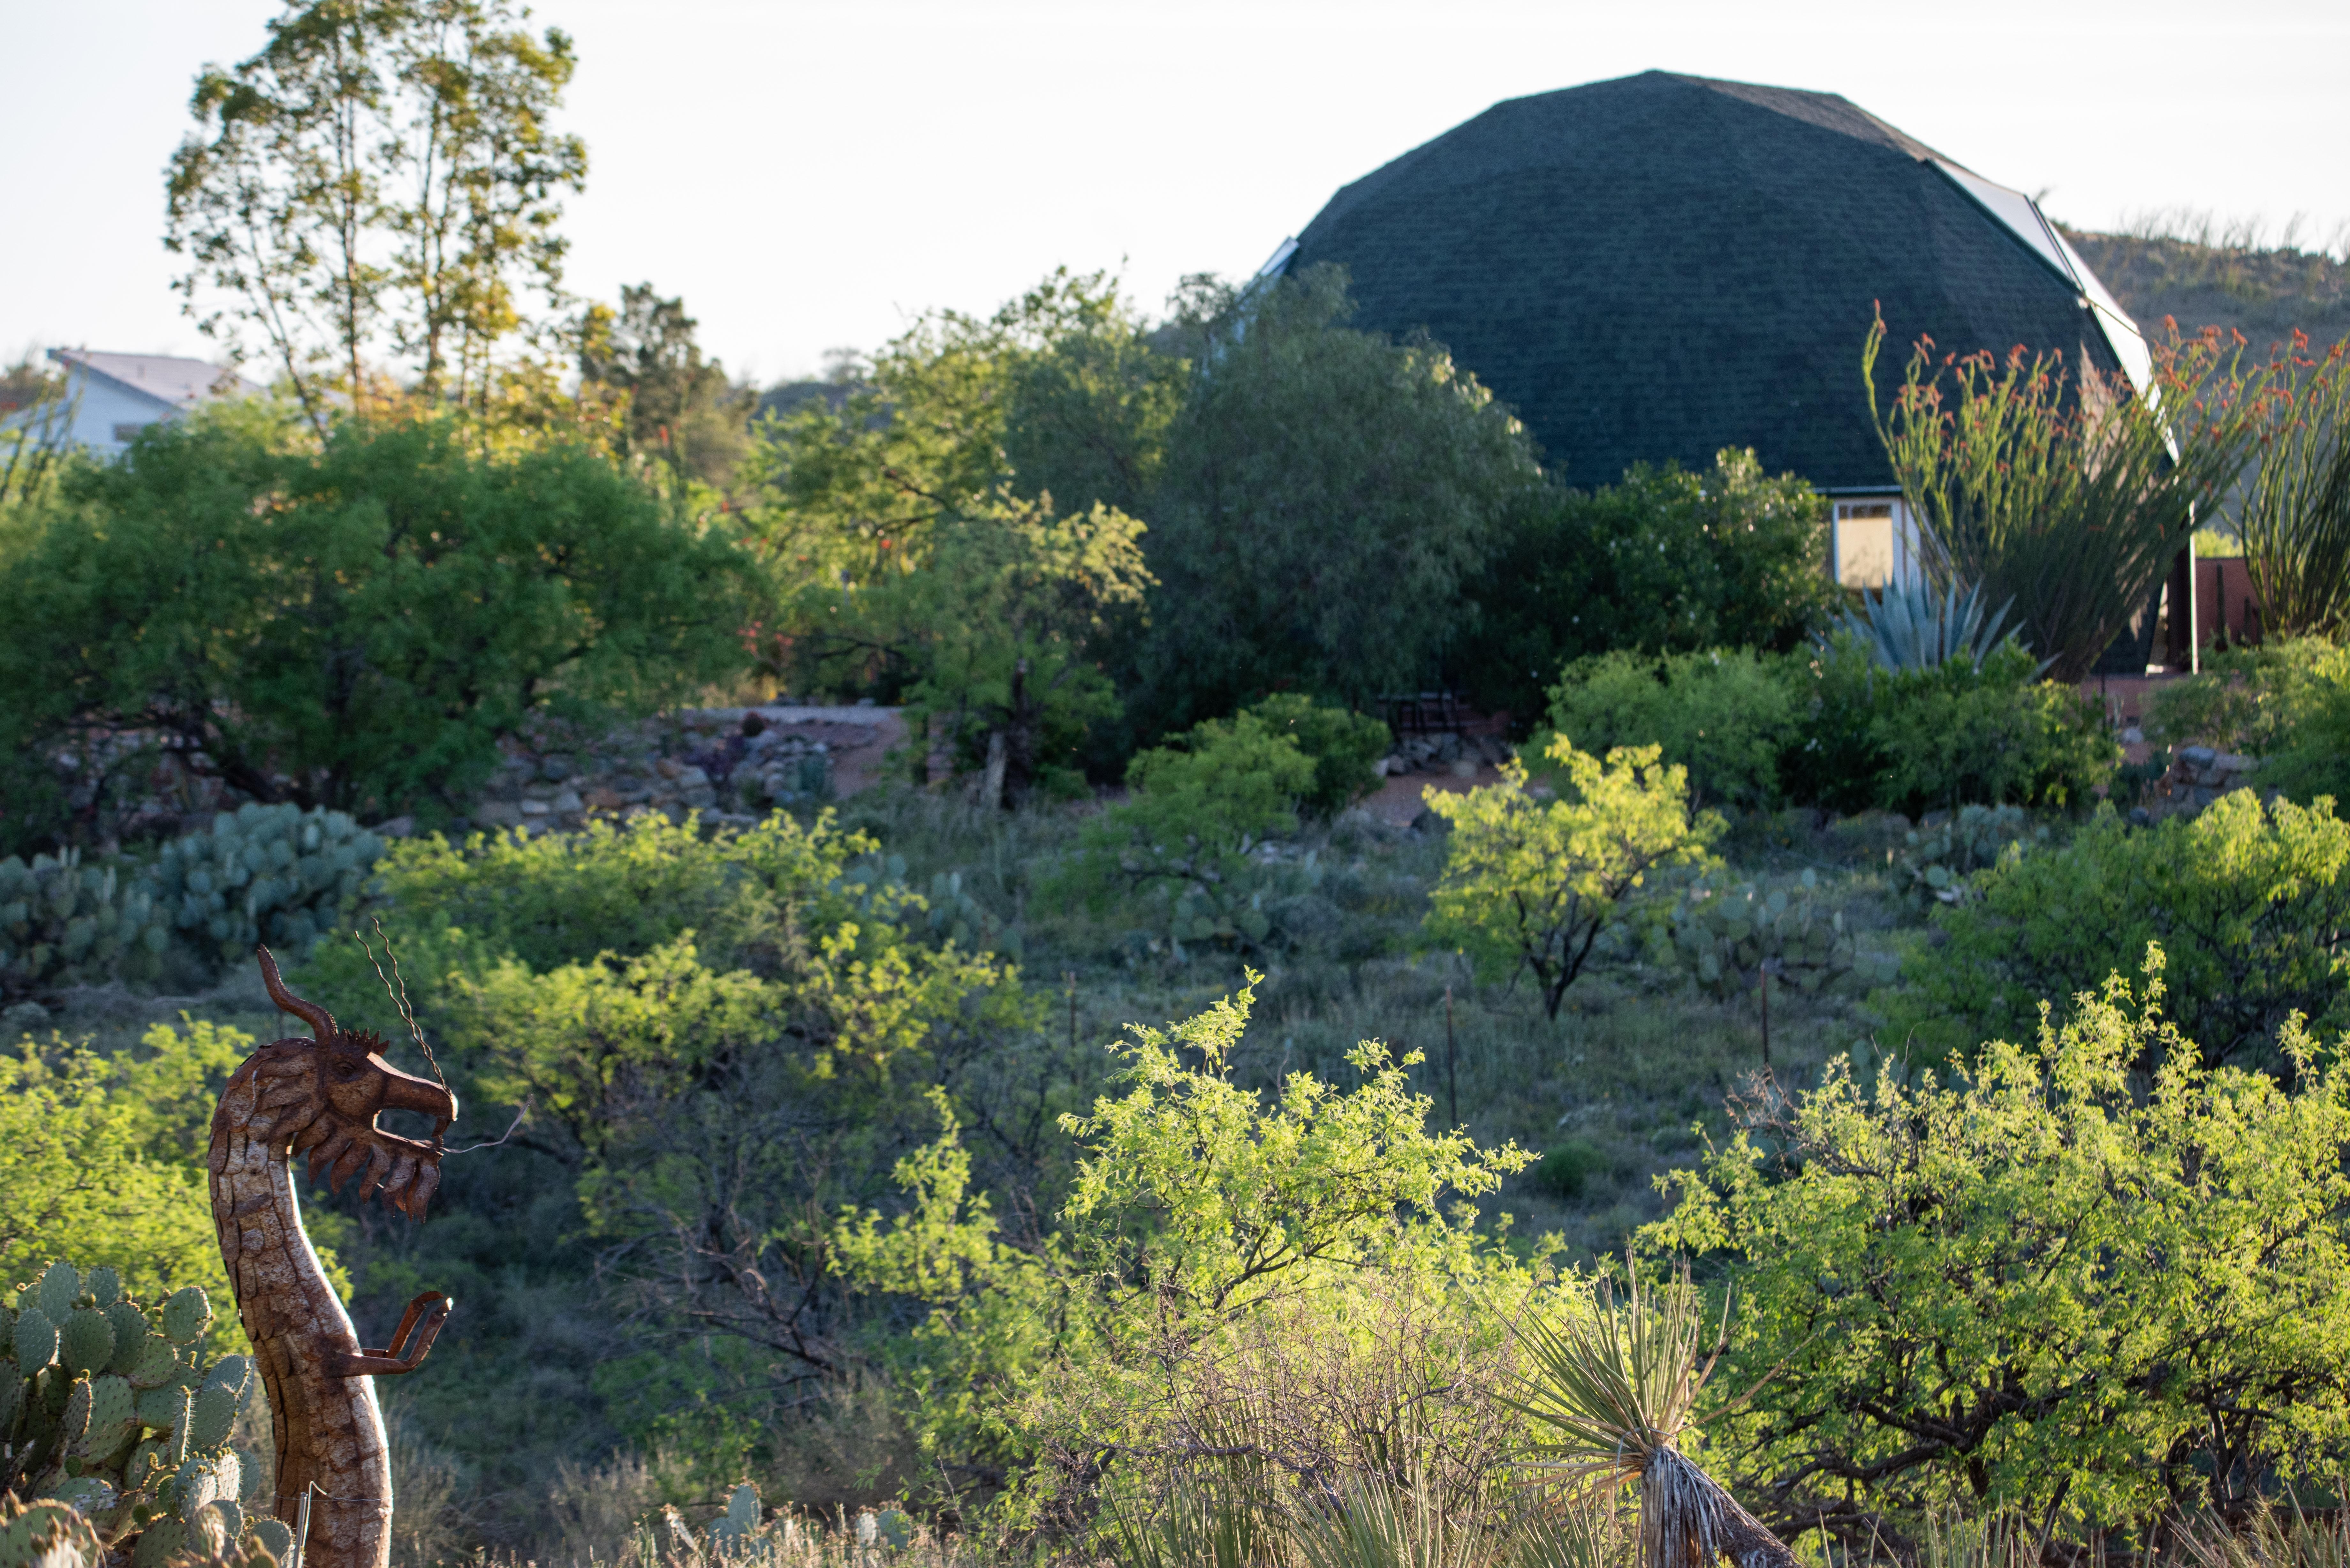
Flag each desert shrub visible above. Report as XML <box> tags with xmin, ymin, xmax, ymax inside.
<box><xmin>0</xmin><ymin>1025</ymin><xmax>259</xmax><ymax>1312</ymax></box>
<box><xmin>1236</xmin><ymin>694</ymin><xmax>1391</xmax><ymax>819</ymax></box>
<box><xmin>1461</xmin><ymin>448</ymin><xmax>1838</xmax><ymax>723</ymax></box>
<box><xmin>1778</xmin><ymin>636</ymin><xmax>2116</xmax><ymax>817</ymax></box>
<box><xmin>0</xmin><ymin>413</ymin><xmax>752</xmax><ymax>850</ymax></box>
<box><xmin>1649</xmin><ymin>952</ymin><xmax>2350</xmax><ymax>1544</ymax></box>
<box><xmin>2149</xmin><ymin>636</ymin><xmax>2350</xmax><ymax>806</ymax></box>
<box><xmin>1421</xmin><ymin>737</ymin><xmax>1722</xmax><ymax>1018</ymax></box>
<box><xmin>1134</xmin><ymin>266</ymin><xmax>1540</xmax><ymax>731</ymax></box>
<box><xmin>1858</xmin><ymin>643</ymin><xmax>2116</xmax><ymax>817</ymax></box>
<box><xmin>1050</xmin><ymin>711</ymin><xmax>1316</xmax><ymax>916</ymax></box>
<box><xmin>1546</xmin><ymin>649</ymin><xmax>1799</xmax><ymax>812</ymax></box>
<box><xmin>1882</xmin><ymin>792</ymin><xmax>2350</xmax><ymax>1071</ymax></box>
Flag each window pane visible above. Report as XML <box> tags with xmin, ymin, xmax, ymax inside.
<box><xmin>1836</xmin><ymin>504</ymin><xmax>1895</xmax><ymax>589</ymax></box>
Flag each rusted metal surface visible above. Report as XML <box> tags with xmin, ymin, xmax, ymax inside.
<box><xmin>207</xmin><ymin>947</ymin><xmax>459</xmax><ymax>1568</ymax></box>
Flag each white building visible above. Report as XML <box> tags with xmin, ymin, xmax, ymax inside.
<box><xmin>31</xmin><ymin>349</ymin><xmax>259</xmax><ymax>457</ymax></box>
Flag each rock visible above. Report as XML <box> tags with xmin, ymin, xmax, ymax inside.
<box><xmin>552</xmin><ymin>788</ymin><xmax>583</xmax><ymax>814</ymax></box>
<box><xmin>586</xmin><ymin>787</ymin><xmax>624</xmax><ymax>811</ymax></box>
<box><xmin>2179</xmin><ymin>745</ymin><xmax>2217</xmax><ymax>769</ymax></box>
<box><xmin>520</xmin><ymin>799</ymin><xmax>552</xmax><ymax>817</ymax></box>
<box><xmin>539</xmin><ymin>755</ymin><xmax>573</xmax><ymax>782</ymax></box>
<box><xmin>1449</xmin><ymin>758</ymin><xmax>1479</xmax><ymax>779</ymax></box>
<box><xmin>675</xmin><ymin>765</ymin><xmax>711</xmax><ymax>788</ymax></box>
<box><xmin>682</xmin><ymin>786</ymin><xmax>718</xmax><ymax>809</ymax></box>
<box><xmin>375</xmin><ymin>816</ymin><xmax>416</xmax><ymax>839</ymax></box>
<box><xmin>3</xmin><ymin>1000</ymin><xmax>52</xmax><ymax>1033</ymax></box>
<box><xmin>655</xmin><ymin>757</ymin><xmax>686</xmax><ymax>780</ymax></box>
<box><xmin>474</xmin><ymin>800</ymin><xmax>524</xmax><ymax>828</ymax></box>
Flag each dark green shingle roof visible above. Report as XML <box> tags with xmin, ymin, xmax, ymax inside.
<box><xmin>1279</xmin><ymin>71</ymin><xmax>2132</xmax><ymax>492</ymax></box>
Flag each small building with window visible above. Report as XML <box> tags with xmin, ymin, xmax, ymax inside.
<box><xmin>1263</xmin><ymin>71</ymin><xmax>2165</xmax><ymax>660</ymax></box>
<box><xmin>34</xmin><ymin>349</ymin><xmax>257</xmax><ymax>457</ymax></box>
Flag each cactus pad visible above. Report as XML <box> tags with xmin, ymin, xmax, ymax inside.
<box><xmin>104</xmin><ymin>1302</ymin><xmax>149</xmax><ymax>1375</ymax></box>
<box><xmin>249</xmin><ymin>1517</ymin><xmax>294</xmax><ymax>1563</ymax></box>
<box><xmin>0</xmin><ymin>1494</ymin><xmax>105</xmax><ymax>1568</ymax></box>
<box><xmin>127</xmin><ymin>1333</ymin><xmax>178</xmax><ymax>1388</ymax></box>
<box><xmin>129</xmin><ymin>1514</ymin><xmax>184</xmax><ymax>1568</ymax></box>
<box><xmin>13</xmin><ymin>1305</ymin><xmax>58</xmax><ymax>1371</ymax></box>
<box><xmin>83</xmin><ymin>1267</ymin><xmax>122</xmax><ymax>1309</ymax></box>
<box><xmin>61</xmin><ymin>1308</ymin><xmax>113</xmax><ymax>1375</ymax></box>
<box><xmin>80</xmin><ymin>1375</ymin><xmax>137</xmax><ymax>1456</ymax></box>
<box><xmin>188</xmin><ymin>1383</ymin><xmax>238</xmax><ymax>1451</ymax></box>
<box><xmin>161</xmin><ymin>1288</ymin><xmax>212</xmax><ymax>1346</ymax></box>
<box><xmin>33</xmin><ymin>1261</ymin><xmax>80</xmax><ymax>1321</ymax></box>
<box><xmin>59</xmin><ymin>1375</ymin><xmax>92</xmax><ymax>1447</ymax></box>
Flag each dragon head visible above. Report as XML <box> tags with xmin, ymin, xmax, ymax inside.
<box><xmin>231</xmin><ymin>946</ymin><xmax>459</xmax><ymax>1221</ymax></box>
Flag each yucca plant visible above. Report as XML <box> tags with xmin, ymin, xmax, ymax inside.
<box><xmin>1114</xmin><ymin>1474</ymin><xmax>1280</xmax><ymax>1568</ymax></box>
<box><xmin>2237</xmin><ymin>338</ymin><xmax>2350</xmax><ymax>638</ymax></box>
<box><xmin>1287</xmin><ymin>1472</ymin><xmax>1487</xmax><ymax>1568</ymax></box>
<box><xmin>2173</xmin><ymin>1497</ymin><xmax>2350</xmax><ymax>1568</ymax></box>
<box><xmin>1503</xmin><ymin>1260</ymin><xmax>1795</xmax><ymax>1568</ymax></box>
<box><xmin>1827</xmin><ymin>579</ymin><xmax>2031</xmax><ymax>673</ymax></box>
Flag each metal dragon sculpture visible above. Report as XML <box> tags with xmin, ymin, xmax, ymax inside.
<box><xmin>207</xmin><ymin>948</ymin><xmax>458</xmax><ymax>1568</ymax></box>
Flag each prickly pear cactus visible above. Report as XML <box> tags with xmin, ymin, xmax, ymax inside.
<box><xmin>1890</xmin><ymin>803</ymin><xmax>2044</xmax><ymax>908</ymax></box>
<box><xmin>923</xmin><ymin>871</ymin><xmax>1023</xmax><ymax>961</ymax></box>
<box><xmin>1666</xmin><ymin>871</ymin><xmax>1862</xmax><ymax>998</ymax></box>
<box><xmin>0</xmin><ymin>1263</ymin><xmax>256</xmax><ymax>1565</ymax></box>
<box><xmin>704</xmin><ymin>1480</ymin><xmax>765</xmax><ymax>1548</ymax></box>
<box><xmin>0</xmin><ymin>848</ymin><xmax>178</xmax><ymax>995</ymax></box>
<box><xmin>0</xmin><ymin>1492</ymin><xmax>107</xmax><ymax>1568</ymax></box>
<box><xmin>1155</xmin><ymin>851</ymin><xmax>1324</xmax><ymax>961</ymax></box>
<box><xmin>137</xmin><ymin>803</ymin><xmax>385</xmax><ymax>967</ymax></box>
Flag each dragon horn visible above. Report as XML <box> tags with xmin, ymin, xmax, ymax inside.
<box><xmin>257</xmin><ymin>945</ymin><xmax>337</xmax><ymax>1042</ymax></box>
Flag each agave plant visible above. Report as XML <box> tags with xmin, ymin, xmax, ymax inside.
<box><xmin>2237</xmin><ymin>340</ymin><xmax>2350</xmax><ymax>639</ymax></box>
<box><xmin>1828</xmin><ymin>578</ymin><xmax>2030</xmax><ymax>673</ymax></box>
<box><xmin>1504</xmin><ymin>1259</ymin><xmax>1795</xmax><ymax>1568</ymax></box>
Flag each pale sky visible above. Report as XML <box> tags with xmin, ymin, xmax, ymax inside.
<box><xmin>5</xmin><ymin>0</ymin><xmax>2345</xmax><ymax>388</ymax></box>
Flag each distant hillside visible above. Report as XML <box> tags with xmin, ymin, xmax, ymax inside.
<box><xmin>2062</xmin><ymin>222</ymin><xmax>2350</xmax><ymax>354</ymax></box>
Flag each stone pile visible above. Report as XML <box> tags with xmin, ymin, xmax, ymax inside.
<box><xmin>2135</xmin><ymin>744</ymin><xmax>2262</xmax><ymax>822</ymax></box>
<box><xmin>458</xmin><ymin>705</ymin><xmax>895</xmax><ymax>835</ymax></box>
<box><xmin>1379</xmin><ymin>729</ymin><xmax>1511</xmax><ymax>779</ymax></box>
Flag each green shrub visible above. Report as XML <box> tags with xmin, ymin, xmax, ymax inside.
<box><xmin>2149</xmin><ymin>636</ymin><xmax>2350</xmax><ymax>806</ymax></box>
<box><xmin>1649</xmin><ymin>952</ymin><xmax>2350</xmax><ymax>1535</ymax></box>
<box><xmin>1050</xmin><ymin>710</ymin><xmax>1316</xmax><ymax>920</ymax></box>
<box><xmin>1237</xmin><ymin>694</ymin><xmax>1391</xmax><ymax>819</ymax></box>
<box><xmin>1461</xmin><ymin>448</ymin><xmax>1837</xmax><ymax>723</ymax></box>
<box><xmin>1883</xmin><ymin>792</ymin><xmax>2350</xmax><ymax>1071</ymax></box>
<box><xmin>1421</xmin><ymin>736</ymin><xmax>1722</xmax><ymax>1018</ymax></box>
<box><xmin>0</xmin><ymin>412</ymin><xmax>752</xmax><ymax>848</ymax></box>
<box><xmin>1532</xmin><ymin>1136</ymin><xmax>1610</xmax><ymax>1200</ymax></box>
<box><xmin>1546</xmin><ymin>648</ymin><xmax>1798</xmax><ymax>812</ymax></box>
<box><xmin>1778</xmin><ymin>635</ymin><xmax>2117</xmax><ymax>817</ymax></box>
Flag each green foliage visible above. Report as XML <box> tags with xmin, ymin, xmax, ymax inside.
<box><xmin>1462</xmin><ymin>449</ymin><xmax>1837</xmax><ymax>723</ymax></box>
<box><xmin>1422</xmin><ymin>737</ymin><xmax>1722</xmax><ymax>1019</ymax></box>
<box><xmin>1547</xmin><ymin>649</ymin><xmax>1798</xmax><ymax>813</ymax></box>
<box><xmin>2149</xmin><ymin>636</ymin><xmax>2350</xmax><ymax>806</ymax></box>
<box><xmin>1055</xmin><ymin>711</ymin><xmax>1316</xmax><ymax>909</ymax></box>
<box><xmin>1865</xmin><ymin>313</ymin><xmax>2270</xmax><ymax>681</ymax></box>
<box><xmin>577</xmin><ymin>282</ymin><xmax>754</xmax><ymax>492</ymax></box>
<box><xmin>0</xmin><ymin>1044</ymin><xmax>232</xmax><ymax>1317</ymax></box>
<box><xmin>1856</xmin><ymin>643</ymin><xmax>2116</xmax><ymax>818</ymax></box>
<box><xmin>1885</xmin><ymin>793</ymin><xmax>2350</xmax><ymax>1071</ymax></box>
<box><xmin>1649</xmin><ymin>953</ymin><xmax>2350</xmax><ymax>1536</ymax></box>
<box><xmin>165</xmin><ymin>0</ymin><xmax>588</xmax><ymax>426</ymax></box>
<box><xmin>1888</xmin><ymin>804</ymin><xmax>2047</xmax><ymax>909</ymax></box>
<box><xmin>1662</xmin><ymin>870</ymin><xmax>1875</xmax><ymax>999</ymax></box>
<box><xmin>1239</xmin><ymin>694</ymin><xmax>1391</xmax><ymax>820</ymax></box>
<box><xmin>0</xmin><ymin>414</ymin><xmax>752</xmax><ymax>848</ymax></box>
<box><xmin>744</xmin><ymin>270</ymin><xmax>1176</xmax><ymax>694</ymax></box>
<box><xmin>1136</xmin><ymin>266</ymin><xmax>1539</xmax><ymax>729</ymax></box>
<box><xmin>0</xmin><ymin>1262</ymin><xmax>257</xmax><ymax>1561</ymax></box>
<box><xmin>891</xmin><ymin>493</ymin><xmax>1155</xmax><ymax>808</ymax></box>
<box><xmin>1778</xmin><ymin>637</ymin><xmax>2117</xmax><ymax>818</ymax></box>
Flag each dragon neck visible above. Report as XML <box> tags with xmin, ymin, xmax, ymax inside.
<box><xmin>209</xmin><ymin>1065</ymin><xmax>394</xmax><ymax>1568</ymax></box>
